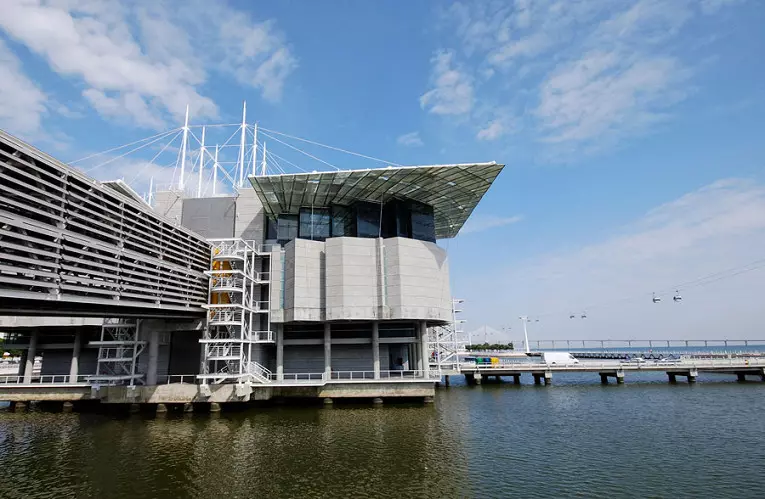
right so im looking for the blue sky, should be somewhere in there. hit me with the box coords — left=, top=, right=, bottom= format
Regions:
left=1, top=0, right=764, bottom=341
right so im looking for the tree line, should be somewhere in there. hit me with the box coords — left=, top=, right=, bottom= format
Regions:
left=465, top=342, right=514, bottom=351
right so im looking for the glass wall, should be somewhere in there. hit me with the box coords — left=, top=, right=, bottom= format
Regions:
left=298, top=208, right=331, bottom=241
left=355, top=201, right=381, bottom=238
left=272, top=199, right=436, bottom=244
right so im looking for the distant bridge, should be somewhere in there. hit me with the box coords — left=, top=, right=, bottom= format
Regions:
left=521, top=339, right=765, bottom=351
left=0, top=129, right=210, bottom=318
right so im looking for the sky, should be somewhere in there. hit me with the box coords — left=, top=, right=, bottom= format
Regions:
left=1, top=0, right=764, bottom=342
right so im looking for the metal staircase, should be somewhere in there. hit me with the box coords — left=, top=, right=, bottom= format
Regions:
left=428, top=299, right=466, bottom=374
left=89, top=318, right=146, bottom=385
left=198, top=239, right=274, bottom=384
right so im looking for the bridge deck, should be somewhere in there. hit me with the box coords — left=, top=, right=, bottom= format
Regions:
left=0, top=129, right=210, bottom=317
left=459, top=359, right=765, bottom=375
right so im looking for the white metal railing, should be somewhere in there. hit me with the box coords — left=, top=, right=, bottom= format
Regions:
left=246, top=362, right=272, bottom=382
left=208, top=307, right=243, bottom=323
left=328, top=370, right=434, bottom=381
left=97, top=347, right=137, bottom=361
left=206, top=344, right=242, bottom=358
left=460, top=358, right=765, bottom=372
left=0, top=374, right=91, bottom=385
left=271, top=372, right=327, bottom=383
left=156, top=374, right=199, bottom=384
left=252, top=330, right=274, bottom=342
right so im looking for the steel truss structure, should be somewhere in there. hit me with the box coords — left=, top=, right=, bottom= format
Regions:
left=198, top=239, right=274, bottom=384
left=428, top=298, right=466, bottom=374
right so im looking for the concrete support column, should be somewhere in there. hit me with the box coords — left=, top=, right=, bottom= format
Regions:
left=69, top=329, right=82, bottom=383
left=324, top=323, right=331, bottom=379
left=372, top=321, right=380, bottom=379
left=419, top=320, right=429, bottom=379
left=23, top=329, right=39, bottom=383
left=146, top=328, right=159, bottom=386
left=276, top=324, right=284, bottom=381
left=512, top=374, right=521, bottom=385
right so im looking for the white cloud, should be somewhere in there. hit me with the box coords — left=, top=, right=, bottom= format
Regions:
left=396, top=131, right=424, bottom=147
left=536, top=51, right=688, bottom=144
left=0, top=0, right=296, bottom=130
left=420, top=50, right=474, bottom=115
left=0, top=38, right=48, bottom=137
left=476, top=119, right=509, bottom=141
left=461, top=214, right=523, bottom=234
left=463, top=178, right=765, bottom=339
left=700, top=0, right=745, bottom=14
left=431, top=0, right=742, bottom=155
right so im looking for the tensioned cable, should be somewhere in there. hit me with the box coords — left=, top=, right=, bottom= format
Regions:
left=260, top=131, right=340, bottom=171
left=83, top=129, right=180, bottom=173
left=260, top=126, right=402, bottom=167
left=69, top=127, right=180, bottom=165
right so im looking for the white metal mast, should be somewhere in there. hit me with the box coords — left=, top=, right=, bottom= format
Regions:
left=238, top=101, right=247, bottom=188
left=261, top=141, right=267, bottom=176
left=148, top=176, right=154, bottom=206
left=212, top=145, right=219, bottom=196
left=178, top=105, right=189, bottom=190
left=198, top=126, right=206, bottom=197
left=251, top=123, right=258, bottom=177
left=519, top=316, right=530, bottom=354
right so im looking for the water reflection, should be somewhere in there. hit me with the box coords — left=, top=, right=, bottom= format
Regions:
left=1, top=383, right=765, bottom=498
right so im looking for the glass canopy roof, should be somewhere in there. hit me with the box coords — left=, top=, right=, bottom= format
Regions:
left=247, top=162, right=505, bottom=239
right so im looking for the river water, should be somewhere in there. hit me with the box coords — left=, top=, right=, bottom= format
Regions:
left=1, top=373, right=764, bottom=499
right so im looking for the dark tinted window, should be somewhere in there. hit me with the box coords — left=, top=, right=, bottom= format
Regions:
left=265, top=216, right=278, bottom=240
left=356, top=201, right=381, bottom=238
left=331, top=205, right=355, bottom=237
left=276, top=215, right=298, bottom=244
left=299, top=208, right=330, bottom=241
left=382, top=199, right=411, bottom=238
left=410, top=201, right=436, bottom=242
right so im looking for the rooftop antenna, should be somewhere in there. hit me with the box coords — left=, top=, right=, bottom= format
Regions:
left=197, top=126, right=205, bottom=198
left=252, top=123, right=258, bottom=177
left=212, top=145, right=219, bottom=196
left=261, top=141, right=267, bottom=176
left=238, top=101, right=247, bottom=188
left=178, top=104, right=189, bottom=190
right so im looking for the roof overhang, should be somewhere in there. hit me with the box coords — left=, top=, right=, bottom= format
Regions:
left=247, top=162, right=504, bottom=239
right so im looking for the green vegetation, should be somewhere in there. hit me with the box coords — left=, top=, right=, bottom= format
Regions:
left=0, top=338, right=22, bottom=357
left=465, top=342, right=514, bottom=351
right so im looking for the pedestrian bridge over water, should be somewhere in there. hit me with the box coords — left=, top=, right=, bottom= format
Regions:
left=0, top=130, right=210, bottom=318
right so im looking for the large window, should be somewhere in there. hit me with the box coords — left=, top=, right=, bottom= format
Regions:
left=265, top=216, right=278, bottom=241
left=299, top=208, right=330, bottom=241
left=355, top=201, right=382, bottom=238
left=331, top=204, right=355, bottom=237
left=276, top=215, right=298, bottom=244
left=382, top=199, right=411, bottom=238
left=410, top=201, right=436, bottom=242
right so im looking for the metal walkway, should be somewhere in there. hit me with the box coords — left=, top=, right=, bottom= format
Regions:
left=0, top=129, right=210, bottom=317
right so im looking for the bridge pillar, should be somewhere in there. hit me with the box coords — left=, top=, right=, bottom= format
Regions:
left=444, top=375, right=450, bottom=387
left=23, top=329, right=39, bottom=383
left=512, top=374, right=521, bottom=385
left=687, top=370, right=698, bottom=383
left=544, top=371, right=552, bottom=385
left=667, top=373, right=677, bottom=383
left=600, top=373, right=609, bottom=385
left=68, top=329, right=82, bottom=383
left=737, top=372, right=747, bottom=382
left=474, top=373, right=482, bottom=385
left=616, top=371, right=625, bottom=384
left=533, top=373, right=542, bottom=385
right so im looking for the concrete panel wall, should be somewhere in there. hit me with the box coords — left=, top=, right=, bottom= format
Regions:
left=384, top=238, right=452, bottom=322
left=278, top=237, right=451, bottom=323
left=325, top=237, right=380, bottom=320
left=153, top=190, right=183, bottom=225
left=283, top=239, right=325, bottom=322
left=234, top=189, right=265, bottom=241
left=181, top=197, right=236, bottom=239
left=269, top=246, right=285, bottom=322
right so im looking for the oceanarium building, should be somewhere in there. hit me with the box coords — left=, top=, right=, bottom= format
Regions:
left=0, top=126, right=503, bottom=404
